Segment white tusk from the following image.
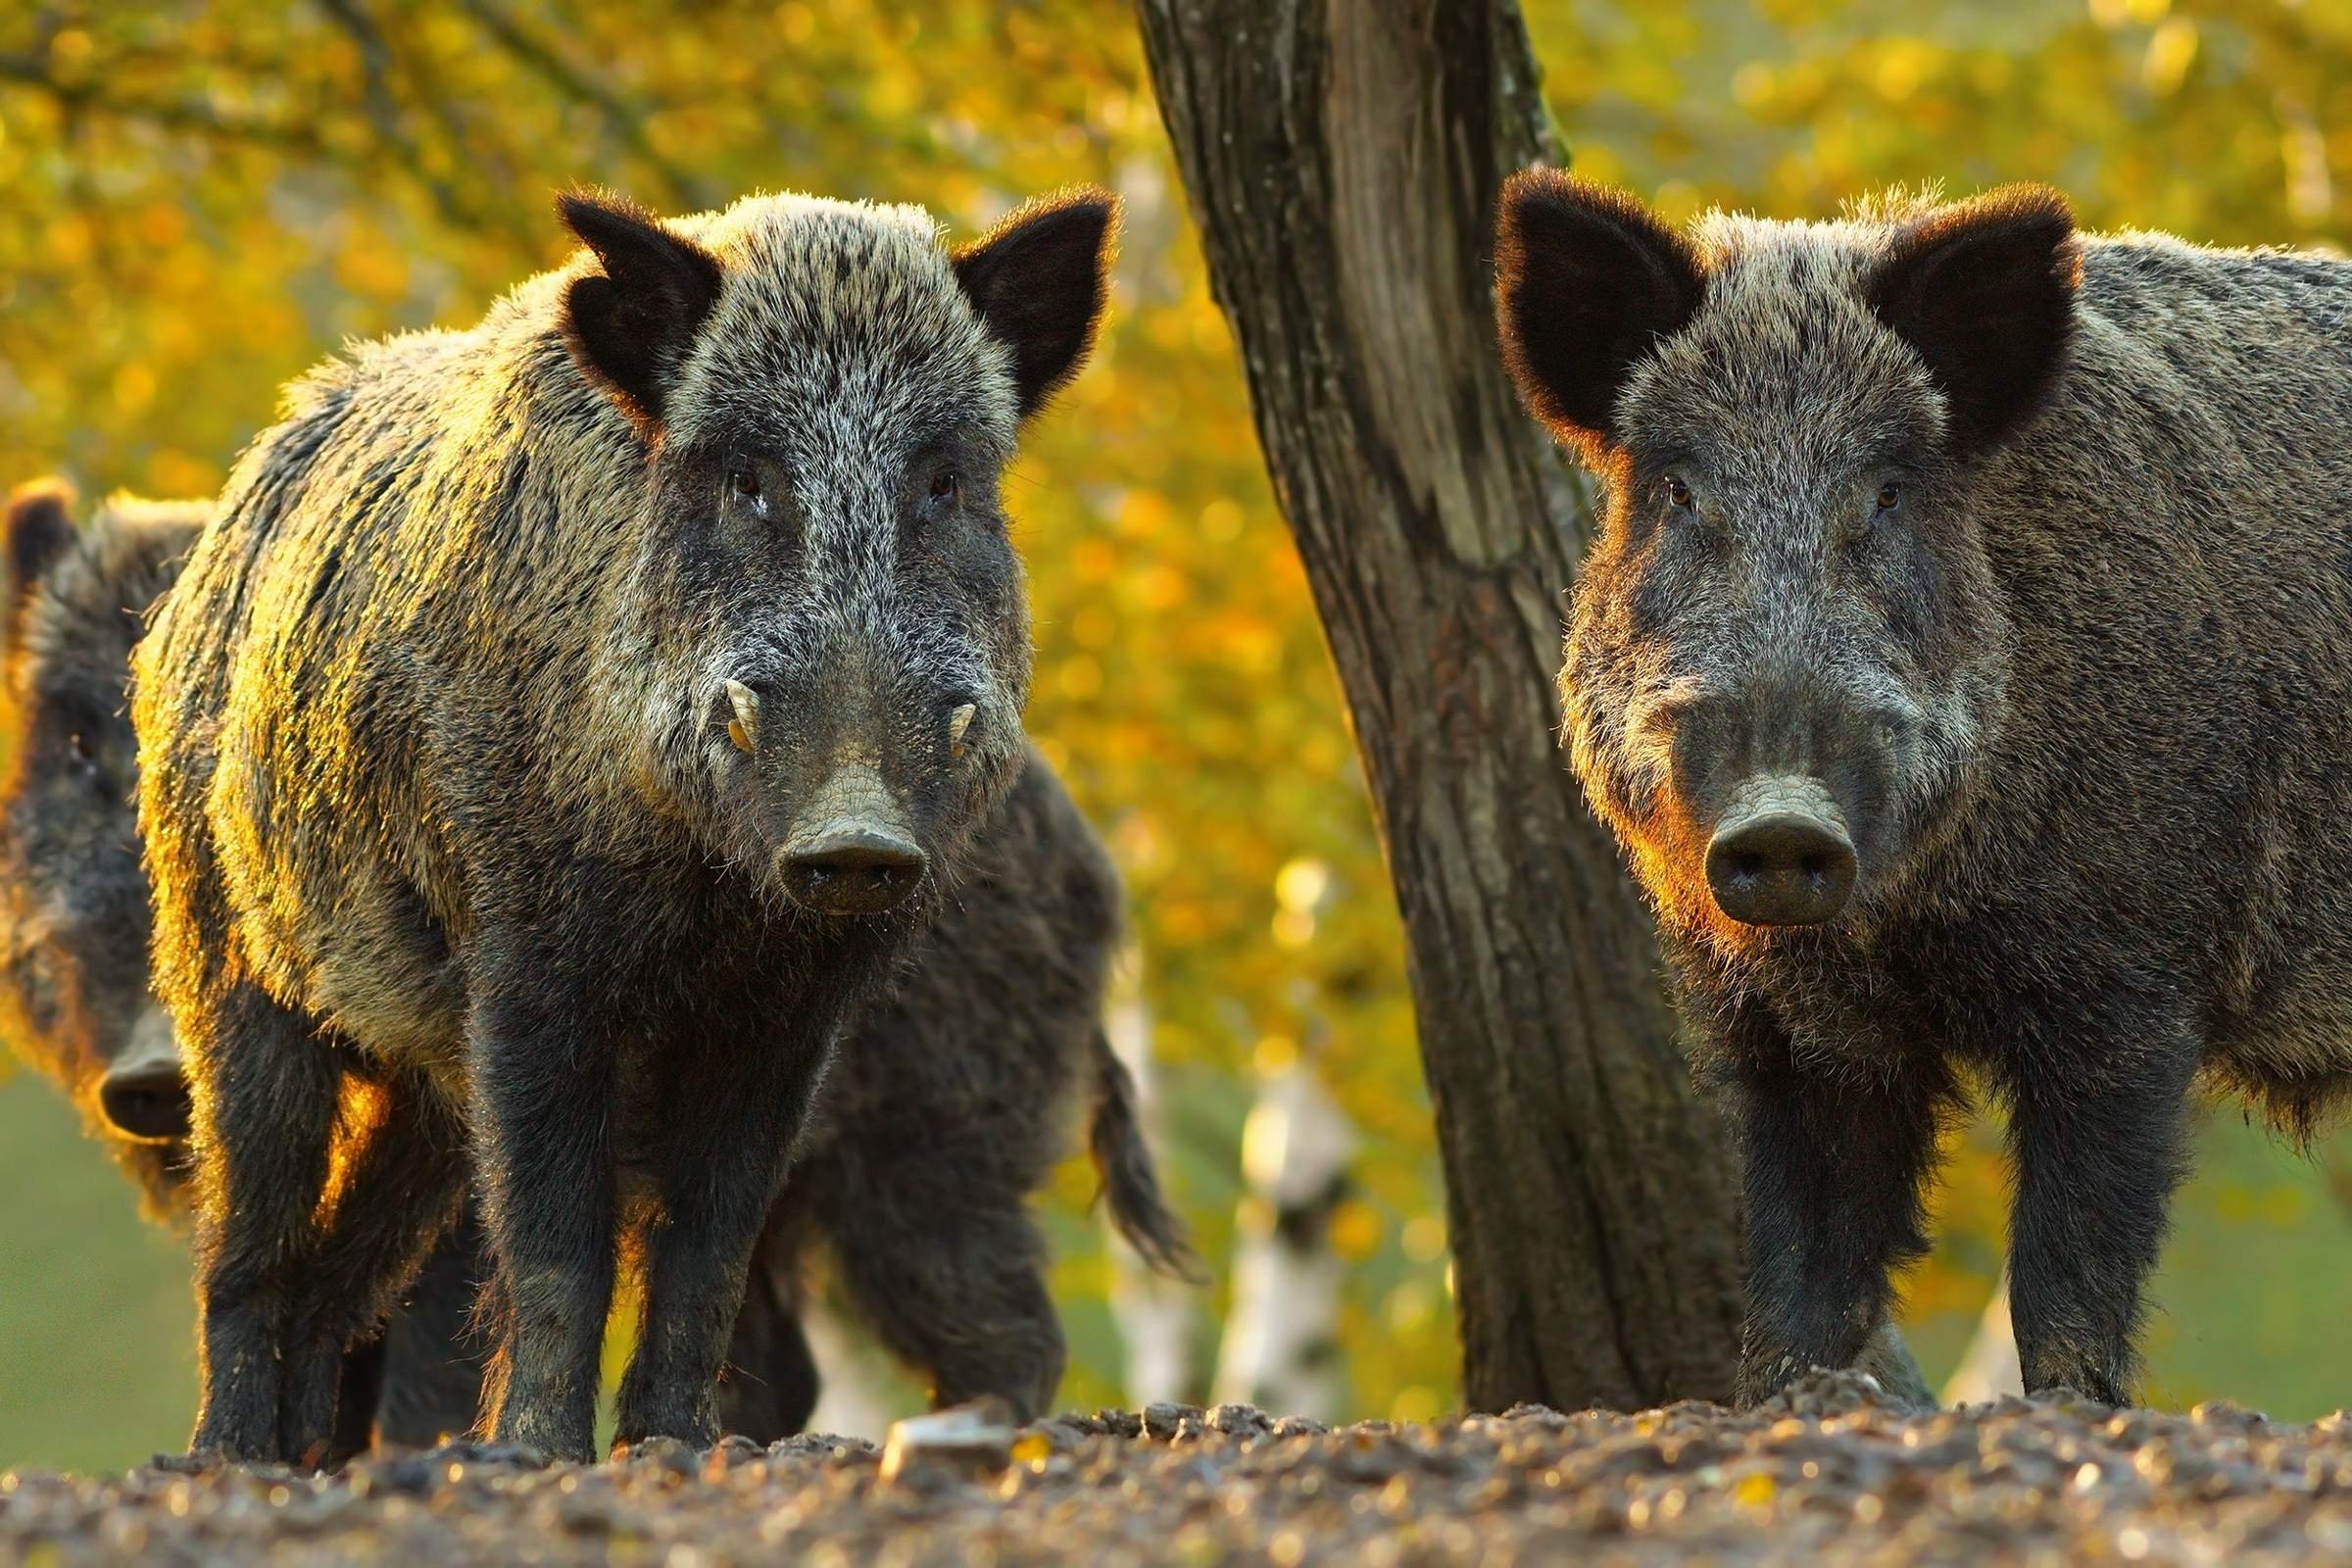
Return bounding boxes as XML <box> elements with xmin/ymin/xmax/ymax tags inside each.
<box><xmin>724</xmin><ymin>679</ymin><xmax>760</xmax><ymax>754</ymax></box>
<box><xmin>947</xmin><ymin>704</ymin><xmax>976</xmax><ymax>751</ymax></box>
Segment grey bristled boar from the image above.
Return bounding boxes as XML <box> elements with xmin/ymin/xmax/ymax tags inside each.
<box><xmin>133</xmin><ymin>185</ymin><xmax>1129</xmax><ymax>1464</ymax></box>
<box><xmin>1494</xmin><ymin>172</ymin><xmax>2352</xmax><ymax>1406</ymax></box>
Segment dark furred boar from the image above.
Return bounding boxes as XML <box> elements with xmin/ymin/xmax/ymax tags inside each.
<box><xmin>1494</xmin><ymin>174</ymin><xmax>2352</xmax><ymax>1406</ymax></box>
<box><xmin>9</xmin><ymin>481</ymin><xmax>1184</xmax><ymax>1450</ymax></box>
<box><xmin>2</xmin><ymin>483</ymin><xmax>202</xmax><ymax>1209</ymax></box>
<box><xmin>741</xmin><ymin>756</ymin><xmax>1196</xmax><ymax>1431</ymax></box>
<box><xmin>134</xmin><ymin>185</ymin><xmax>1121</xmax><ymax>1463</ymax></box>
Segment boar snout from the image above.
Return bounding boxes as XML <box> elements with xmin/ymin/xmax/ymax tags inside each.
<box><xmin>777</xmin><ymin>761</ymin><xmax>927</xmax><ymax>915</ymax></box>
<box><xmin>781</xmin><ymin>825</ymin><xmax>926</xmax><ymax>913</ymax></box>
<box><xmin>1703</xmin><ymin>776</ymin><xmax>1856</xmax><ymax>926</ymax></box>
<box><xmin>98</xmin><ymin>1008</ymin><xmax>191</xmax><ymax>1142</ymax></box>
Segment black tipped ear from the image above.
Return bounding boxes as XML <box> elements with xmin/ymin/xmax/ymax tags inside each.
<box><xmin>1494</xmin><ymin>170</ymin><xmax>1705</xmax><ymax>460</ymax></box>
<box><xmin>557</xmin><ymin>189</ymin><xmax>725</xmax><ymax>433</ymax></box>
<box><xmin>1868</xmin><ymin>184</ymin><xmax>2081</xmax><ymax>453</ymax></box>
<box><xmin>6</xmin><ymin>479</ymin><xmax>75</xmax><ymax>627</ymax></box>
<box><xmin>954</xmin><ymin>188</ymin><xmax>1119</xmax><ymax>420</ymax></box>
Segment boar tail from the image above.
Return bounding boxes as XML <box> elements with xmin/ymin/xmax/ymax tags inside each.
<box><xmin>1087</xmin><ymin>1025</ymin><xmax>1201</xmax><ymax>1282</ymax></box>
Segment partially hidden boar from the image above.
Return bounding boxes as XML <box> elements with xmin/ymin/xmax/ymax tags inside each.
<box><xmin>8</xmin><ymin>481</ymin><xmax>1185</xmax><ymax>1451</ymax></box>
<box><xmin>1494</xmin><ymin>174</ymin><xmax>2352</xmax><ymax>1405</ymax></box>
<box><xmin>134</xmin><ymin>185</ymin><xmax>1123</xmax><ymax>1463</ymax></box>
<box><xmin>0</xmin><ymin>482</ymin><xmax>458</xmax><ymax>1460</ymax></box>
<box><xmin>2</xmin><ymin>482</ymin><xmax>202</xmax><ymax>1208</ymax></box>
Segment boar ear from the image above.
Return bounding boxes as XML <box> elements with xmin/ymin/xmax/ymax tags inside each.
<box><xmin>557</xmin><ymin>189</ymin><xmax>725</xmax><ymax>433</ymax></box>
<box><xmin>6</xmin><ymin>479</ymin><xmax>75</xmax><ymax>633</ymax></box>
<box><xmin>1494</xmin><ymin>170</ymin><xmax>1704</xmax><ymax>459</ymax></box>
<box><xmin>1868</xmin><ymin>184</ymin><xmax>2081</xmax><ymax>454</ymax></box>
<box><xmin>954</xmin><ymin>188</ymin><xmax>1119</xmax><ymax>420</ymax></box>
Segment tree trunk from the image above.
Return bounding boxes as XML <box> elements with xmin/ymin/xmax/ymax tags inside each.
<box><xmin>1135</xmin><ymin>0</ymin><xmax>1748</xmax><ymax>1410</ymax></box>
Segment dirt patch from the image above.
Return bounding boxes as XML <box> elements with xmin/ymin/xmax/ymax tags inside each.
<box><xmin>4</xmin><ymin>1373</ymin><xmax>2350</xmax><ymax>1565</ymax></box>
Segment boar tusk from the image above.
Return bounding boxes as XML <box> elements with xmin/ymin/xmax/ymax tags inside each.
<box><xmin>724</xmin><ymin>679</ymin><xmax>760</xmax><ymax>753</ymax></box>
<box><xmin>948</xmin><ymin>703</ymin><xmax>976</xmax><ymax>757</ymax></box>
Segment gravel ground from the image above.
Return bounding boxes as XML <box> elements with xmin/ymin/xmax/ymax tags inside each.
<box><xmin>5</xmin><ymin>1373</ymin><xmax>2350</xmax><ymax>1566</ymax></box>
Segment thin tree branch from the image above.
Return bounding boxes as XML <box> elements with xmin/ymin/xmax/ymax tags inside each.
<box><xmin>311</xmin><ymin>0</ymin><xmax>506</xmax><ymax>236</ymax></box>
<box><xmin>0</xmin><ymin>52</ymin><xmax>331</xmax><ymax>153</ymax></box>
<box><xmin>452</xmin><ymin>0</ymin><xmax>712</xmax><ymax>210</ymax></box>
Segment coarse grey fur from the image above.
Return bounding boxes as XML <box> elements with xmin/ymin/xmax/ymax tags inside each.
<box><xmin>134</xmin><ymin>185</ymin><xmax>1124</xmax><ymax>1463</ymax></box>
<box><xmin>1495</xmin><ymin>173</ymin><xmax>2352</xmax><ymax>1407</ymax></box>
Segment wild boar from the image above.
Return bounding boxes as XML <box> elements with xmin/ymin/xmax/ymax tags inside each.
<box><xmin>133</xmin><ymin>185</ymin><xmax>1121</xmax><ymax>1462</ymax></box>
<box><xmin>2</xmin><ymin>482</ymin><xmax>203</xmax><ymax>1206</ymax></box>
<box><xmin>1494</xmin><ymin>173</ymin><xmax>2352</xmax><ymax>1405</ymax></box>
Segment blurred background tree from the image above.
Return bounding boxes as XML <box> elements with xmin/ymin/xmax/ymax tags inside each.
<box><xmin>1</xmin><ymin>0</ymin><xmax>2349</xmax><ymax>1470</ymax></box>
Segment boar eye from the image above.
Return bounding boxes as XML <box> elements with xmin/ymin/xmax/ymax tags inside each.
<box><xmin>67</xmin><ymin>732</ymin><xmax>98</xmax><ymax>776</ymax></box>
<box><xmin>1663</xmin><ymin>475</ymin><xmax>1695</xmax><ymax>512</ymax></box>
<box><xmin>1853</xmin><ymin>482</ymin><xmax>1902</xmax><ymax>542</ymax></box>
<box><xmin>928</xmin><ymin>469</ymin><xmax>960</xmax><ymax>506</ymax></box>
<box><xmin>726</xmin><ymin>467</ymin><xmax>761</xmax><ymax>501</ymax></box>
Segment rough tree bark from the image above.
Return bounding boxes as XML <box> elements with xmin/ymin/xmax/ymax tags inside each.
<box><xmin>1135</xmin><ymin>0</ymin><xmax>1749</xmax><ymax>1411</ymax></box>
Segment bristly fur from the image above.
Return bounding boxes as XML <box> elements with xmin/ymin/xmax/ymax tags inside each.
<box><xmin>133</xmin><ymin>183</ymin><xmax>1121</xmax><ymax>1465</ymax></box>
<box><xmin>1494</xmin><ymin>177</ymin><xmax>2352</xmax><ymax>1410</ymax></box>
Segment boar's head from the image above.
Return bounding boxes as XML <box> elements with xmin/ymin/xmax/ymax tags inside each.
<box><xmin>557</xmin><ymin>187</ymin><xmax>1116</xmax><ymax>918</ymax></box>
<box><xmin>1495</xmin><ymin>175</ymin><xmax>2080</xmax><ymax>946</ymax></box>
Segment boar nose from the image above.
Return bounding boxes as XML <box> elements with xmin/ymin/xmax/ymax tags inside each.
<box><xmin>1704</xmin><ymin>776</ymin><xmax>1856</xmax><ymax>926</ymax></box>
<box><xmin>98</xmin><ymin>1007</ymin><xmax>189</xmax><ymax>1142</ymax></box>
<box><xmin>99</xmin><ymin>1062</ymin><xmax>191</xmax><ymax>1142</ymax></box>
<box><xmin>778</xmin><ymin>760</ymin><xmax>927</xmax><ymax>914</ymax></box>
<box><xmin>779</xmin><ymin>825</ymin><xmax>926</xmax><ymax>914</ymax></box>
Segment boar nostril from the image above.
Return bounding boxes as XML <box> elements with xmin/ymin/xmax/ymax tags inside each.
<box><xmin>1704</xmin><ymin>792</ymin><xmax>1857</xmax><ymax>927</ymax></box>
<box><xmin>98</xmin><ymin>1064</ymin><xmax>191</xmax><ymax>1143</ymax></box>
<box><xmin>779</xmin><ymin>825</ymin><xmax>927</xmax><ymax>915</ymax></box>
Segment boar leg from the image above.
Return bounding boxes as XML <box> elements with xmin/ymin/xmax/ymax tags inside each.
<box><xmin>814</xmin><ymin>1142</ymin><xmax>1065</xmax><ymax>1421</ymax></box>
<box><xmin>268</xmin><ymin>1071</ymin><xmax>467</xmax><ymax>1458</ymax></box>
<box><xmin>467</xmin><ymin>980</ymin><xmax>620</xmax><ymax>1465</ymax></box>
<box><xmin>1721</xmin><ymin>1008</ymin><xmax>1955</xmax><ymax>1407</ymax></box>
<box><xmin>612</xmin><ymin>1017</ymin><xmax>836</xmax><ymax>1451</ymax></box>
<box><xmin>375</xmin><ymin>1204</ymin><xmax>497</xmax><ymax>1448</ymax></box>
<box><xmin>2001</xmin><ymin>1041</ymin><xmax>2195</xmax><ymax>1405</ymax></box>
<box><xmin>327</xmin><ymin>1340</ymin><xmax>389</xmax><ymax>1464</ymax></box>
<box><xmin>184</xmin><ymin>982</ymin><xmax>355</xmax><ymax>1464</ymax></box>
<box><xmin>714</xmin><ymin>1236</ymin><xmax>821</xmax><ymax>1444</ymax></box>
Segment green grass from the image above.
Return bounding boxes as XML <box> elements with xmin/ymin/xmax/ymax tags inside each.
<box><xmin>0</xmin><ymin>1073</ymin><xmax>196</xmax><ymax>1471</ymax></box>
